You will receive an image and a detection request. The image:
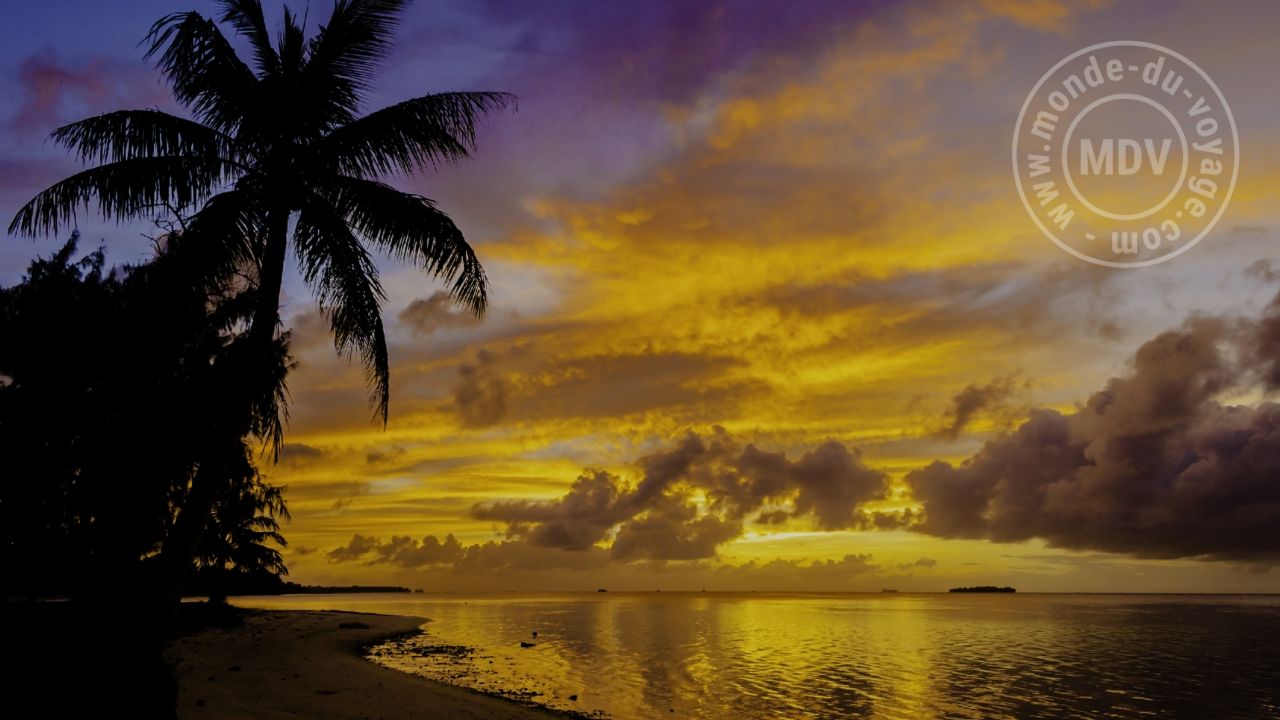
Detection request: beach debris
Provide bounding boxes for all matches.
[531,630,538,637]
[414,644,472,657]
[569,694,578,701]
[506,688,541,699]
[339,621,371,629]
[519,641,535,648]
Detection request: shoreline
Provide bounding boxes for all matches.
[167,608,577,719]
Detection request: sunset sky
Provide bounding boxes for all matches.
[2,0,1279,592]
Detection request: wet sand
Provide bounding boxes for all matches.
[167,609,568,720]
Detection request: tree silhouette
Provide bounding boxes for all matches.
[0,232,293,717]
[197,471,291,605]
[8,0,511,611]
[0,231,278,595]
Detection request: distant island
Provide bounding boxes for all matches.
[281,583,411,595]
[949,586,1016,593]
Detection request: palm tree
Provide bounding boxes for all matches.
[198,471,291,605]
[8,0,512,611]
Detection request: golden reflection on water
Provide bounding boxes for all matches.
[240,592,1280,719]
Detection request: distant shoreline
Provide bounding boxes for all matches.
[272,583,413,595]
[233,589,1280,596]
[181,583,413,599]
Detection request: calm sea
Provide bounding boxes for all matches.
[237,592,1280,719]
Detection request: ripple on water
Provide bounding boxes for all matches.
[324,593,1280,720]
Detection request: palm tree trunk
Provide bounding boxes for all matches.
[154,207,290,625]
[155,460,223,620]
[249,207,289,350]
[209,563,230,605]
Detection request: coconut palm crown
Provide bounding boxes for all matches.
[9,0,512,422]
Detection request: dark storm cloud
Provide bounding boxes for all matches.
[907,302,1280,562]
[280,442,325,462]
[609,495,741,561]
[935,376,1019,440]
[326,533,460,567]
[471,428,889,560]
[788,442,890,530]
[366,445,407,465]
[1251,293,1280,389]
[285,309,339,354]
[372,534,467,567]
[327,534,382,562]
[279,479,369,518]
[453,348,508,427]
[472,469,629,551]
[326,532,611,572]
[398,291,481,336]
[754,509,791,525]
[1244,259,1280,284]
[324,530,886,586]
[708,554,880,586]
[523,352,758,422]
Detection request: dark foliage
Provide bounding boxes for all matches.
[0,233,291,718]
[4,3,505,714]
[0,233,290,598]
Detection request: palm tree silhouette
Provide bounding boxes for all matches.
[8,0,512,612]
[198,473,291,605]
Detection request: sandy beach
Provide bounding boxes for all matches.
[166,609,567,720]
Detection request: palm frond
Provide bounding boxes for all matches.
[8,157,238,237]
[318,176,488,315]
[305,0,407,94]
[316,92,515,177]
[248,336,292,454]
[219,326,292,457]
[276,6,308,76]
[254,482,290,521]
[144,11,258,133]
[201,475,291,574]
[291,1,413,135]
[51,110,245,167]
[178,190,265,291]
[216,0,279,78]
[294,193,391,422]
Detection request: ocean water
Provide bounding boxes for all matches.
[237,592,1280,719]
